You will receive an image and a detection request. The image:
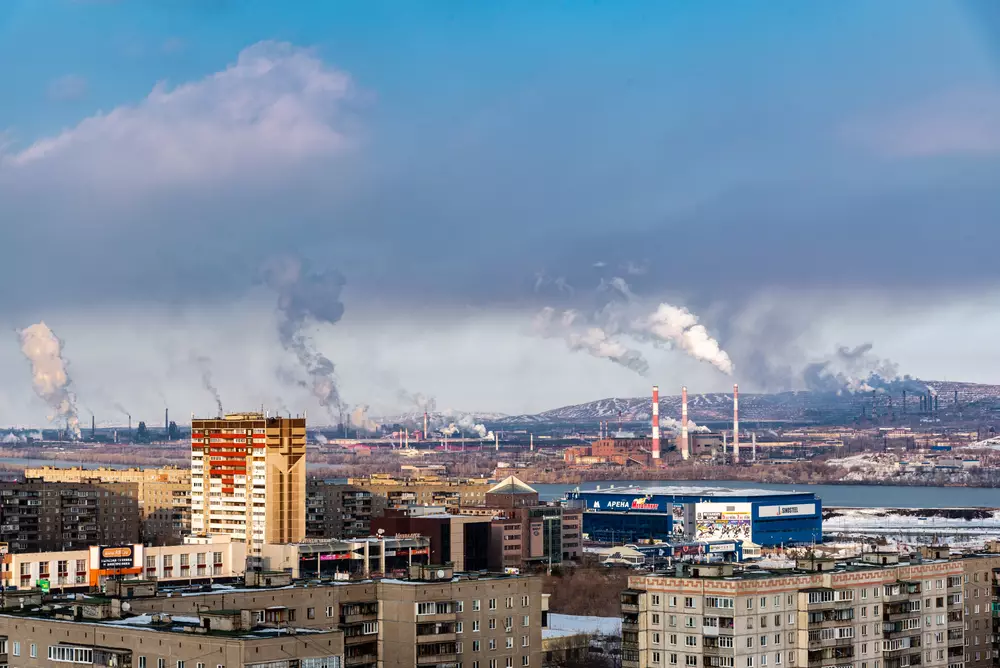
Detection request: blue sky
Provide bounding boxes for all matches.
[1,1,1000,423]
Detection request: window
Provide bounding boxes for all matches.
[473,641,481,652]
[761,656,768,667]
[489,618,497,630]
[506,597,513,609]
[457,622,464,633]
[523,635,530,647]
[140,659,147,668]
[489,598,497,610]
[523,657,530,667]
[506,638,513,649]
[30,644,36,658]
[159,660,167,668]
[49,646,93,663]
[669,654,678,665]
[654,633,661,645]
[489,639,496,650]
[523,615,530,627]
[747,599,754,610]
[12,642,19,657]
[760,597,767,609]
[747,658,754,668]
[747,638,755,649]
[686,617,696,628]
[670,596,677,607]
[473,621,480,632]
[686,657,698,667]
[522,596,530,607]
[653,595,662,606]
[473,599,481,611]
[458,601,465,612]
[685,597,695,608]
[326,606,334,617]
[178,662,186,668]
[686,636,697,647]
[307,607,315,619]
[653,652,662,664]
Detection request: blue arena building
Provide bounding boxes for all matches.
[565,485,822,547]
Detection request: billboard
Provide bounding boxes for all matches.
[99,546,136,570]
[695,503,752,541]
[757,503,816,518]
[588,495,664,512]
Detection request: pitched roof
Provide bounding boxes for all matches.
[487,475,537,495]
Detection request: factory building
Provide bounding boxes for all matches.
[566,486,821,546]
[191,413,307,549]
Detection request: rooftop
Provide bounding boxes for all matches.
[578,484,808,498]
[488,476,538,495]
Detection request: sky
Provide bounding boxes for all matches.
[1,0,1000,427]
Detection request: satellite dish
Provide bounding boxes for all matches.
[437,570,446,579]
[122,602,132,612]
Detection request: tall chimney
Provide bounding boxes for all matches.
[934,394,939,413]
[91,415,96,440]
[732,384,740,463]
[651,385,661,461]
[902,390,907,415]
[530,434,534,451]
[955,389,959,407]
[165,408,169,434]
[495,432,499,451]
[128,414,132,439]
[681,386,690,461]
[752,431,757,462]
[423,412,428,440]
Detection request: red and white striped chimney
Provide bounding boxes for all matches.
[651,385,661,461]
[681,386,689,461]
[732,384,740,463]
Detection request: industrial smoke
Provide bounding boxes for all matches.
[18,322,81,439]
[192,354,224,416]
[263,256,347,423]
[634,303,734,374]
[802,344,929,395]
[349,404,378,432]
[534,307,650,376]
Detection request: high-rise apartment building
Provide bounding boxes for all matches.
[191,413,306,549]
[307,480,388,539]
[25,466,191,545]
[621,553,966,668]
[958,553,1000,668]
[0,480,140,553]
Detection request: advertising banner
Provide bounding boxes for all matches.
[99,546,136,570]
[757,503,816,518]
[695,503,752,541]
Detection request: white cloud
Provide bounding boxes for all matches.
[3,42,355,189]
[47,75,88,102]
[846,88,1000,158]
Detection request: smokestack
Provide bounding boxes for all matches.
[681,386,689,461]
[651,385,661,461]
[423,412,428,440]
[732,384,740,463]
[128,414,132,440]
[91,415,96,440]
[495,432,499,451]
[872,390,877,420]
[934,394,939,413]
[530,434,534,451]
[722,431,727,456]
[165,408,169,435]
[955,389,959,407]
[752,432,757,462]
[405,429,409,449]
[902,390,907,415]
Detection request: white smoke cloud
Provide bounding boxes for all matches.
[633,303,734,374]
[313,433,328,444]
[18,322,81,439]
[2,41,354,190]
[350,404,378,431]
[659,416,710,433]
[534,307,650,376]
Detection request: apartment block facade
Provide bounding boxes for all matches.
[347,474,493,509]
[306,480,388,539]
[129,566,544,668]
[191,413,306,548]
[25,465,192,545]
[0,480,139,553]
[621,555,966,668]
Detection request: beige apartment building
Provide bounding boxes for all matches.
[622,550,966,668]
[191,414,306,549]
[347,474,493,508]
[130,564,543,668]
[0,611,343,668]
[26,465,192,544]
[959,553,1000,668]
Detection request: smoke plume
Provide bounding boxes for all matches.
[192,354,224,416]
[263,256,347,423]
[350,404,378,432]
[658,416,710,434]
[633,303,734,374]
[534,307,650,376]
[801,343,928,395]
[18,322,81,439]
[396,390,437,414]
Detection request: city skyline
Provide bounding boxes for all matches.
[2,1,1000,425]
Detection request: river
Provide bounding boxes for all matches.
[533,479,1000,508]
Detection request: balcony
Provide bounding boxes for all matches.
[344,654,377,667]
[93,647,133,668]
[416,653,458,666]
